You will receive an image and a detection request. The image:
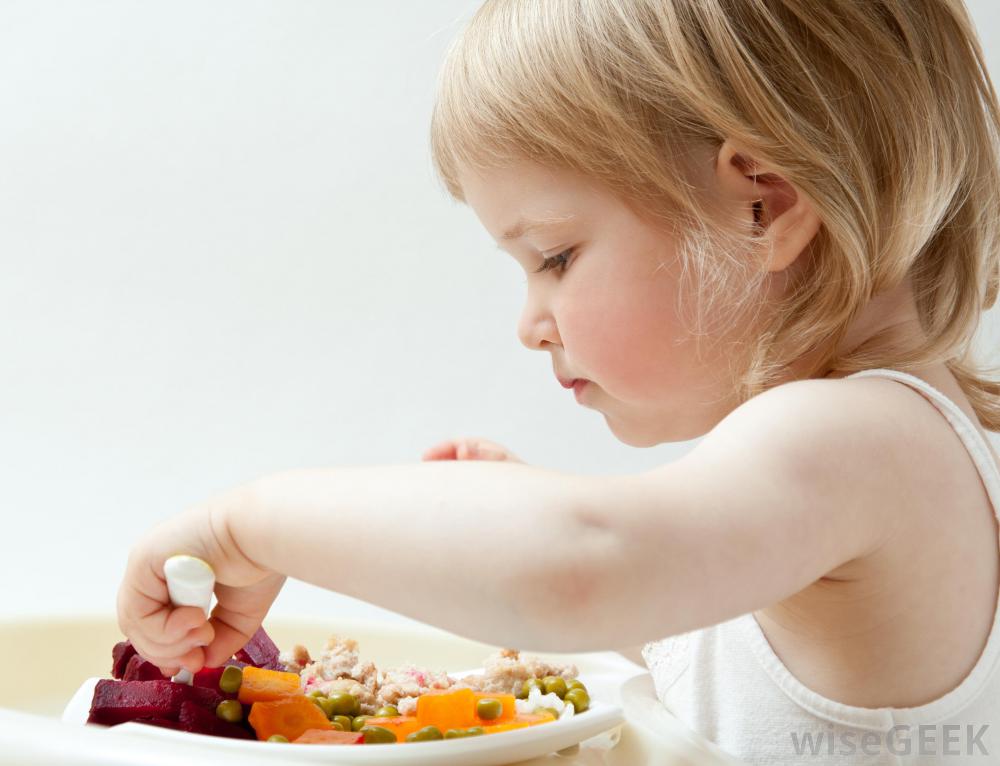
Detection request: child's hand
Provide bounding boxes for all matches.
[115,493,286,677]
[421,436,524,463]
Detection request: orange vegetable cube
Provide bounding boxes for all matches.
[360,715,421,741]
[472,692,516,724]
[483,712,556,735]
[416,688,477,730]
[248,696,332,741]
[238,666,303,704]
[293,729,364,744]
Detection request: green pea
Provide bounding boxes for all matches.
[351,715,372,732]
[327,693,361,717]
[361,725,398,744]
[540,707,561,720]
[476,698,503,721]
[566,679,586,693]
[374,705,399,718]
[466,726,485,736]
[564,688,590,713]
[219,666,243,695]
[444,728,468,739]
[329,720,345,731]
[317,698,337,718]
[267,734,289,743]
[405,725,444,742]
[519,678,544,698]
[215,699,243,723]
[542,676,567,698]
[307,689,326,699]
[332,715,353,731]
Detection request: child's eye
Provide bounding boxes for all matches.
[533,248,575,275]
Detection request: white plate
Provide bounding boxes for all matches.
[64,672,625,766]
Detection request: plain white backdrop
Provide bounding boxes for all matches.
[2,1,998,626]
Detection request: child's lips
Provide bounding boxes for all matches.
[556,375,590,398]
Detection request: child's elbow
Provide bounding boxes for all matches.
[508,492,629,652]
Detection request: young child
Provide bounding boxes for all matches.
[117,0,1000,762]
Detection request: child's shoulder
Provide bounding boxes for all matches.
[715,366,990,473]
[717,369,1000,707]
[696,367,995,548]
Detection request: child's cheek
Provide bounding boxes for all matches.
[559,267,690,400]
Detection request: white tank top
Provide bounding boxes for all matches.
[642,368,1000,765]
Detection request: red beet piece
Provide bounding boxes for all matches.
[235,627,282,670]
[122,655,170,682]
[177,701,255,740]
[111,642,138,679]
[192,666,225,690]
[182,684,224,711]
[88,680,186,726]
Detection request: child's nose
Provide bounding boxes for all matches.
[517,295,561,350]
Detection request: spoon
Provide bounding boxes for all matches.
[163,554,215,685]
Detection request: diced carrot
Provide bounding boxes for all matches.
[483,712,556,735]
[472,692,516,724]
[416,688,477,731]
[248,696,333,741]
[360,715,421,742]
[238,666,303,704]
[293,729,364,745]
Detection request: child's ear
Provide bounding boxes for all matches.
[715,139,822,272]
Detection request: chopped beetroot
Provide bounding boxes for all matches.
[88,680,186,726]
[182,684,224,711]
[235,627,283,670]
[177,701,255,739]
[111,642,138,679]
[122,655,170,683]
[192,666,225,690]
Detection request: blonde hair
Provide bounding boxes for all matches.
[429,0,1000,430]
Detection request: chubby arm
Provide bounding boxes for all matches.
[231,460,605,651]
[232,381,898,648]
[535,378,902,649]
[119,379,898,672]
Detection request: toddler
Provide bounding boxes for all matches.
[118,1,1000,763]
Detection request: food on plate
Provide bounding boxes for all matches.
[86,628,591,745]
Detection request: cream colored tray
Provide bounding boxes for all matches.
[0,614,743,765]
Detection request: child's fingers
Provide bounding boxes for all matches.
[422,437,522,463]
[201,574,286,668]
[421,441,459,460]
[143,644,208,678]
[162,605,212,642]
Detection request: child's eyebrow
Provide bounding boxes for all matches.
[499,214,576,242]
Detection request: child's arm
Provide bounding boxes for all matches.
[118,379,897,676]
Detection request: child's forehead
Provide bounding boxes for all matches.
[457,160,617,217]
[459,163,627,246]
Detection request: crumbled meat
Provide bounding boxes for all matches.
[296,636,380,712]
[455,648,579,695]
[396,696,418,716]
[277,644,312,674]
[376,663,453,708]
[288,639,578,715]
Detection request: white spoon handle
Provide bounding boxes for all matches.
[163,554,215,684]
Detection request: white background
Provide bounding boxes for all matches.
[2,1,998,627]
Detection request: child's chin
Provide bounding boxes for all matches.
[605,412,707,446]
